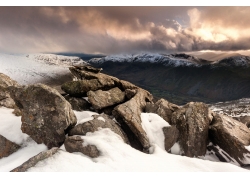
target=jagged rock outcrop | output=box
[11,148,59,172]
[0,73,19,108]
[9,83,77,149]
[162,126,179,152]
[0,135,20,159]
[64,95,91,111]
[171,102,212,157]
[73,65,103,74]
[145,98,180,124]
[68,114,129,144]
[64,136,99,158]
[113,88,153,153]
[87,87,126,110]
[209,113,250,166]
[125,89,137,99]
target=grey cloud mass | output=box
[0,6,250,54]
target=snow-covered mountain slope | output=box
[89,53,210,67]
[209,98,250,117]
[0,107,248,172]
[89,53,250,68]
[0,53,87,85]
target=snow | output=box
[27,128,248,172]
[74,110,98,125]
[141,113,170,151]
[0,107,248,172]
[0,53,86,85]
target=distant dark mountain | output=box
[88,53,250,105]
[55,53,105,61]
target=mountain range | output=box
[88,53,250,105]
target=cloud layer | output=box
[0,7,250,54]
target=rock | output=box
[125,89,137,99]
[238,116,250,128]
[73,65,103,74]
[0,135,20,159]
[64,136,99,158]
[9,83,77,149]
[11,148,59,172]
[162,126,179,152]
[64,95,91,111]
[207,143,235,163]
[145,98,180,124]
[171,102,212,157]
[61,79,115,97]
[68,66,138,91]
[68,114,129,144]
[0,73,19,108]
[209,113,250,166]
[87,87,126,110]
[113,88,153,153]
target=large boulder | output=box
[64,136,99,158]
[9,83,77,149]
[87,87,126,110]
[64,95,91,111]
[11,148,59,172]
[209,113,250,166]
[68,114,129,144]
[171,102,212,157]
[0,135,20,159]
[0,73,19,108]
[162,126,179,152]
[113,88,153,153]
[145,98,180,124]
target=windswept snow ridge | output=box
[0,53,87,85]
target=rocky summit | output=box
[1,64,250,171]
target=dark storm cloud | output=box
[0,6,250,54]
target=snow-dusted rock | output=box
[0,135,20,159]
[145,98,179,124]
[171,102,212,157]
[209,113,250,166]
[68,114,129,144]
[87,87,126,110]
[11,147,59,172]
[64,136,99,158]
[9,83,77,149]
[0,73,19,108]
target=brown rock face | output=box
[171,102,211,157]
[113,89,153,153]
[9,84,77,149]
[0,135,20,159]
[237,116,250,128]
[209,113,250,166]
[11,148,59,172]
[0,73,19,108]
[162,126,179,151]
[64,95,91,111]
[145,98,179,124]
[68,114,129,144]
[64,136,99,158]
[87,87,126,110]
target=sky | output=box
[1,5,250,55]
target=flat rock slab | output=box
[209,113,250,166]
[87,87,126,110]
[162,126,179,152]
[11,148,59,172]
